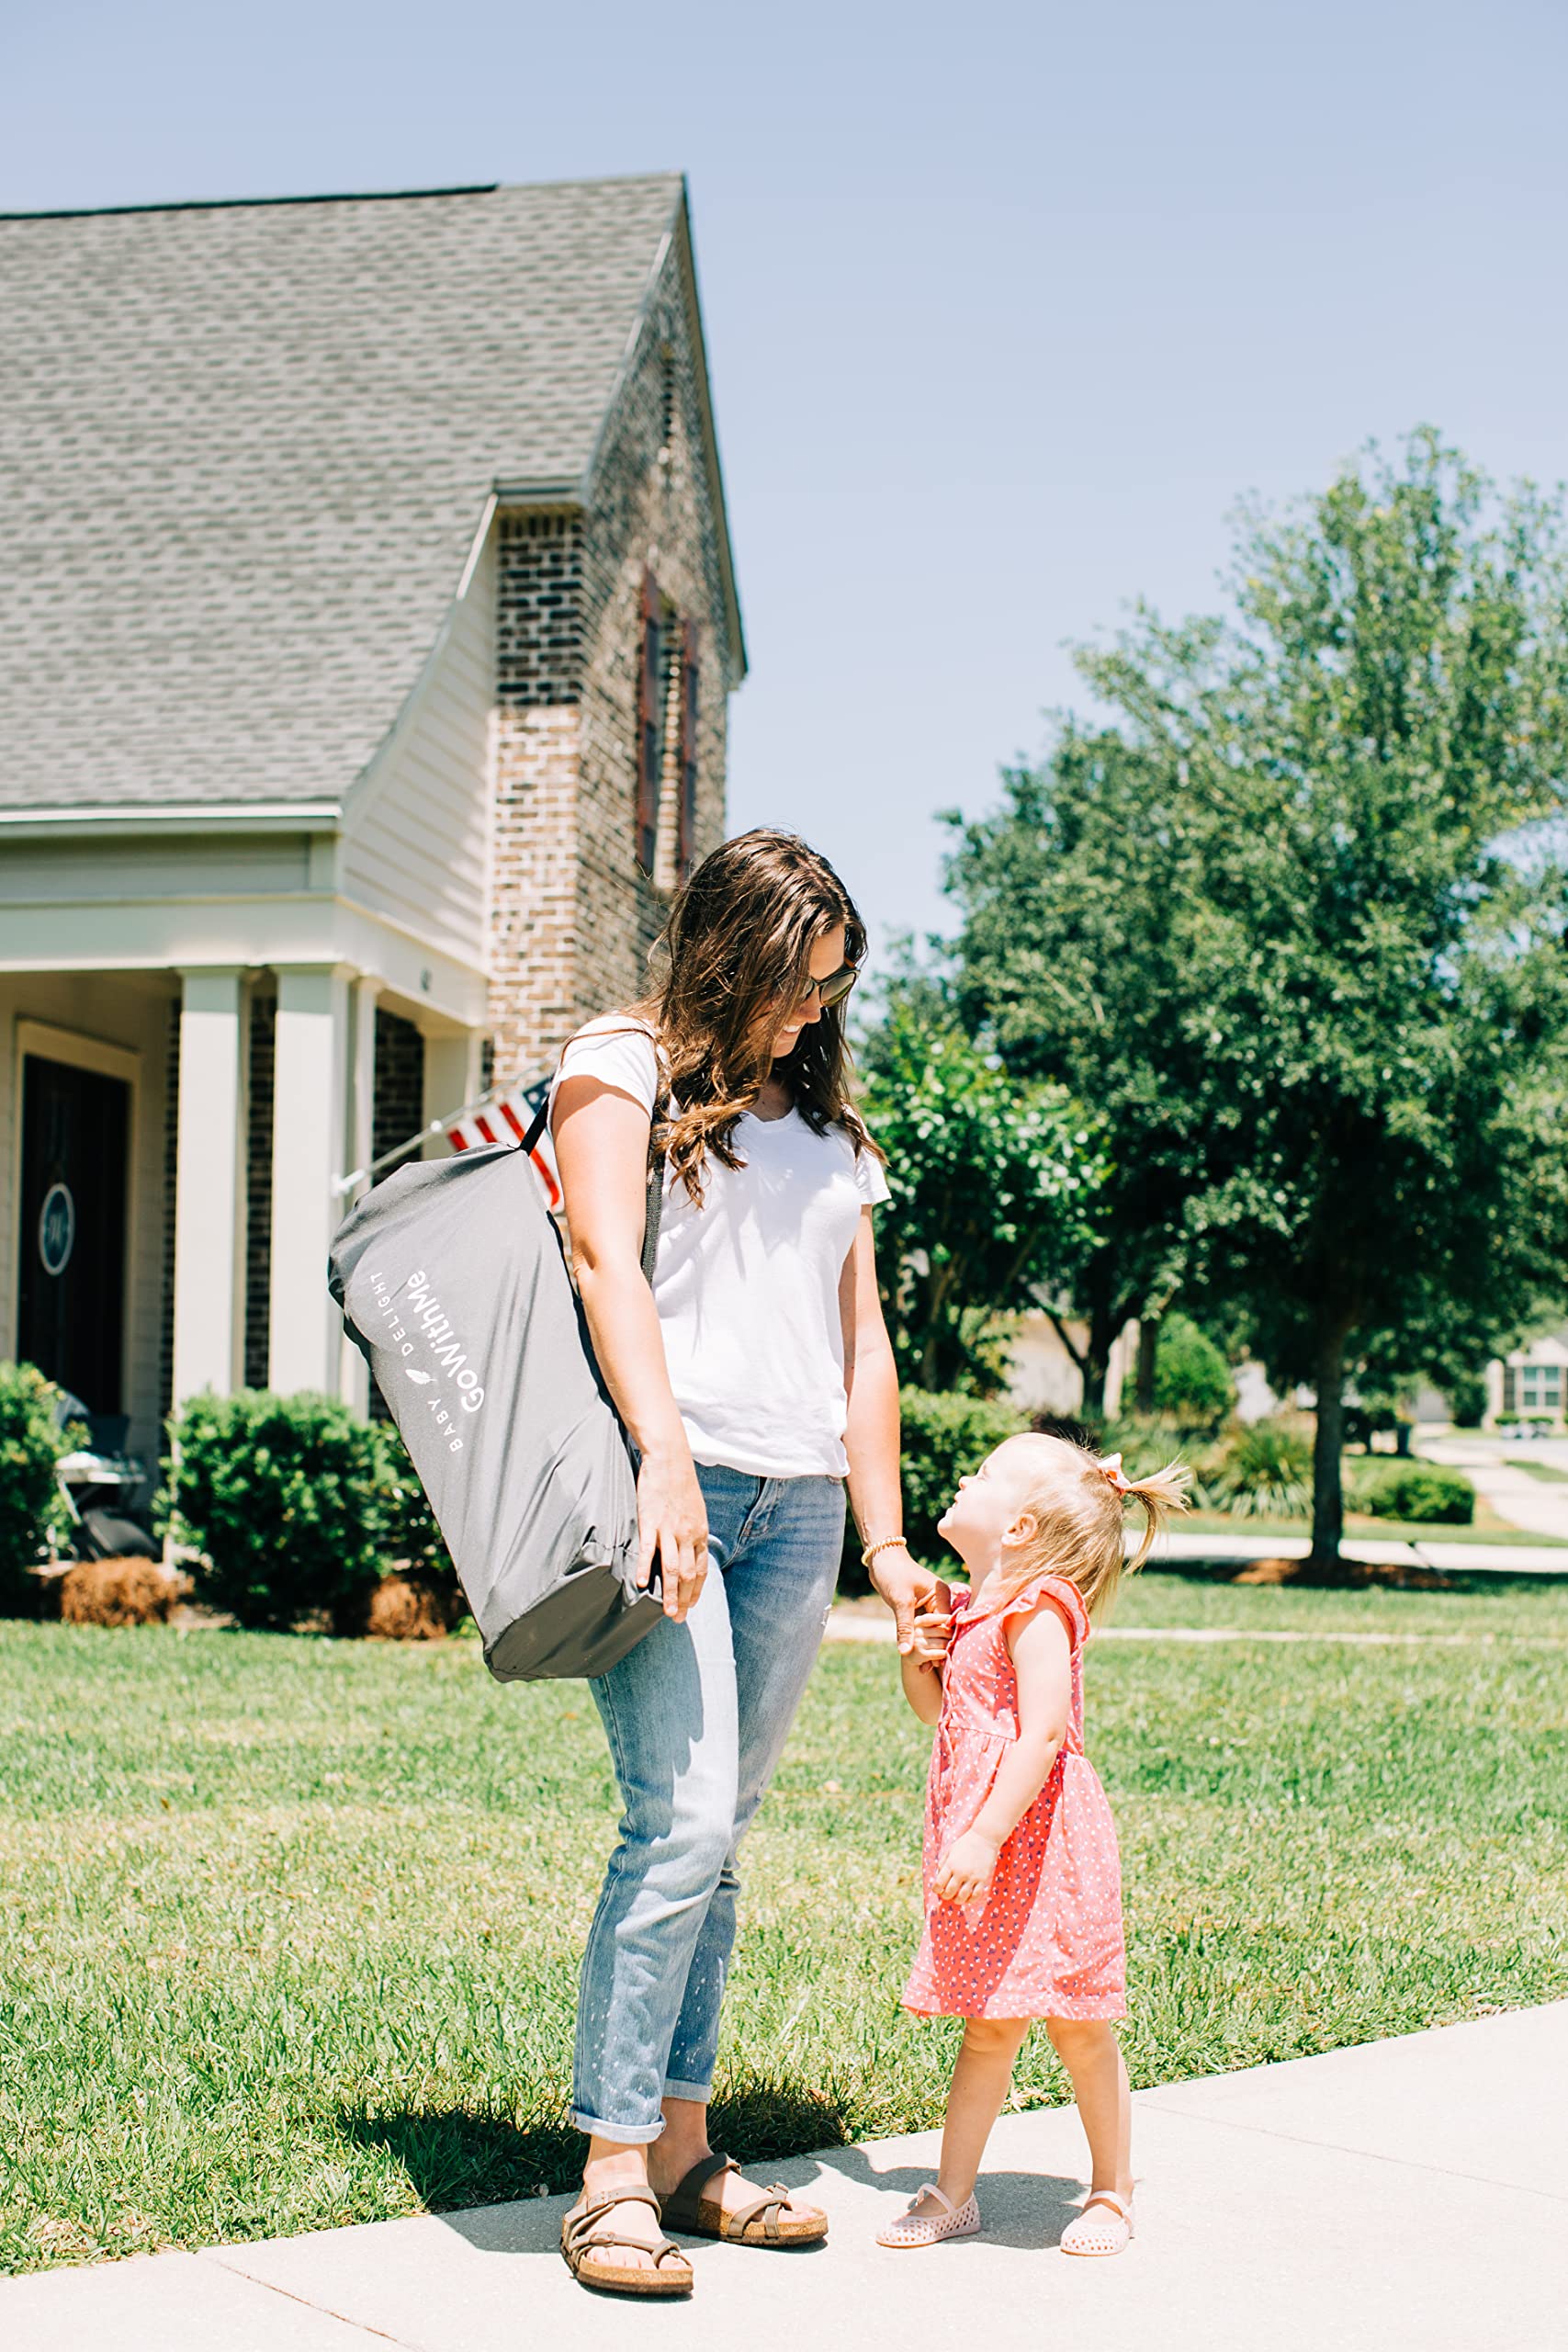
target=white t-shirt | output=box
[549,1015,891,1479]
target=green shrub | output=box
[164,1390,390,1631]
[1442,1372,1488,1430]
[1152,1314,1235,1432]
[1207,1419,1313,1518]
[1350,1460,1474,1525]
[379,1432,458,1592]
[893,1387,1027,1571]
[0,1363,79,1608]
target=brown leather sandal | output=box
[660,2153,828,2246]
[560,2187,694,2296]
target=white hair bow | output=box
[1095,1452,1133,1496]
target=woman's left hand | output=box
[933,1827,1000,1907]
[907,1583,954,1671]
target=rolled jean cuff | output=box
[662,2076,713,2104]
[569,2107,667,2145]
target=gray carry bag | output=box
[328,1102,664,1680]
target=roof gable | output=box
[0,175,716,814]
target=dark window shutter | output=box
[636,571,662,872]
[676,618,700,877]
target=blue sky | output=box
[5,0,1566,954]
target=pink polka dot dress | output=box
[902,1571,1126,2021]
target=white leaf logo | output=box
[405,1368,433,1385]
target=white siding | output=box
[0,833,315,904]
[339,525,494,971]
[0,970,176,1470]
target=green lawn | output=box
[1508,1457,1568,1487]
[3,1589,1565,2275]
[1180,1507,1568,1548]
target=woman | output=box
[550,830,930,2298]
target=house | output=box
[1485,1331,1568,1432]
[0,175,744,1477]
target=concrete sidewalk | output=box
[1152,1528,1568,1574]
[1421,1434,1568,1545]
[6,2005,1564,2352]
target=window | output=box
[677,617,700,878]
[1506,1363,1563,1416]
[636,570,663,874]
[637,579,701,888]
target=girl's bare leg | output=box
[906,2017,1032,2217]
[1044,2017,1133,2207]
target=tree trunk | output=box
[1310,1317,1351,1571]
[1080,1295,1118,1424]
[1135,1316,1159,1416]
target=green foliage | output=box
[857,980,1106,1392]
[164,1391,391,1631]
[895,1386,1026,1570]
[1152,1314,1235,1432]
[378,1431,457,1591]
[1350,1460,1474,1525]
[0,1363,79,1607]
[1443,1373,1489,1430]
[948,430,1568,1556]
[1206,1420,1314,1519]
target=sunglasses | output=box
[794,962,860,1011]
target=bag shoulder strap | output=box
[641,1096,669,1286]
[529,1078,666,1291]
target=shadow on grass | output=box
[341,2077,856,2222]
[343,2091,1081,2257]
[1148,1557,1563,1596]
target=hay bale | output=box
[60,1557,181,1627]
[364,1571,455,1641]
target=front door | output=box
[17,1054,130,1412]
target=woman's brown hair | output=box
[630,828,879,1202]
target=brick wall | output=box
[157,998,179,1424]
[486,245,733,1085]
[371,1008,424,1176]
[243,991,276,1388]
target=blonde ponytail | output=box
[976,1434,1194,1624]
[1121,1460,1194,1575]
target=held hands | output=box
[635,1446,708,1623]
[869,1542,947,1654]
[933,1826,1001,1908]
[907,1582,955,1675]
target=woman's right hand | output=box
[636,1445,709,1622]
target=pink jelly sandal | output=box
[875,2184,981,2249]
[1060,2188,1134,2256]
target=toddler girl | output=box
[878,1433,1188,2257]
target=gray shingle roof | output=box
[0,175,686,811]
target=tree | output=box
[1152,1314,1235,1433]
[950,431,1568,1562]
[857,981,1107,1391]
[946,729,1219,1409]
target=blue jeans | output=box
[570,1464,846,2142]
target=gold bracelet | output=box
[860,1536,909,1569]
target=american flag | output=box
[446,1079,560,1208]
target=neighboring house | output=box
[0,175,744,1476]
[1485,1331,1568,1431]
[1005,1312,1140,1420]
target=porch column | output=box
[422,1028,485,1157]
[172,968,247,1405]
[268,964,353,1396]
[338,974,380,1412]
